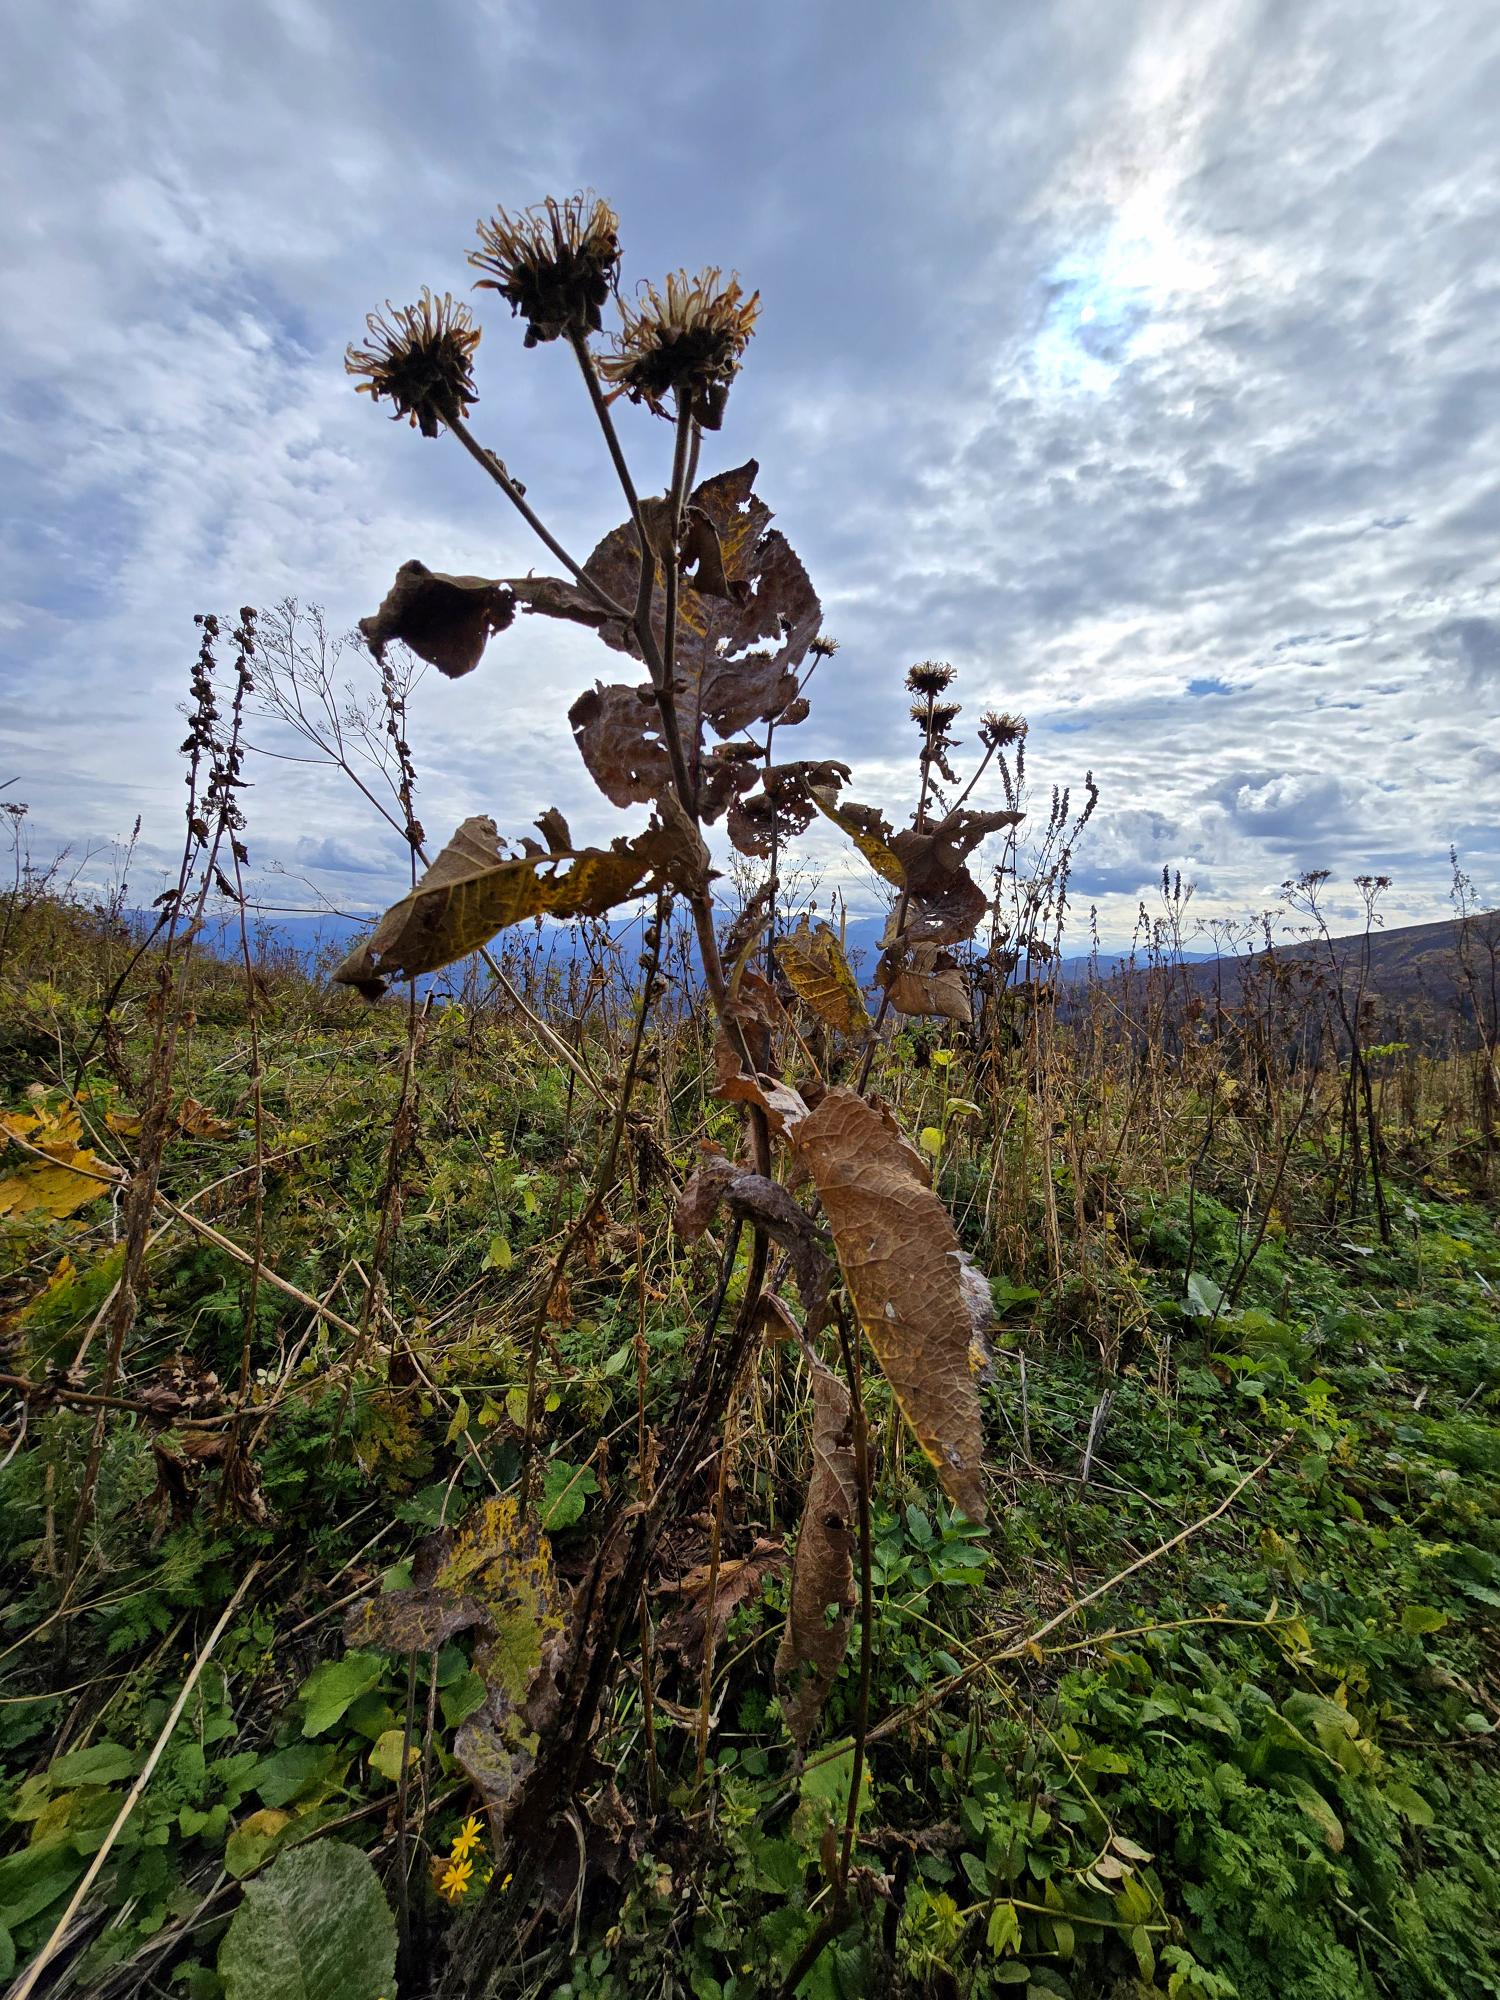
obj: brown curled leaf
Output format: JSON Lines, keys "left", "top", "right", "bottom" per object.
{"left": 813, "top": 791, "right": 1024, "bottom": 949}
{"left": 711, "top": 970, "right": 810, "bottom": 1136}
{"left": 778, "top": 918, "right": 869, "bottom": 1036}
{"left": 727, "top": 759, "right": 851, "bottom": 859}
{"left": 878, "top": 943, "right": 972, "bottom": 1025}
{"left": 655, "top": 1537, "right": 783, "bottom": 1667}
{"left": 675, "top": 1154, "right": 832, "bottom": 1329}
{"left": 358, "top": 561, "right": 518, "bottom": 679}
{"left": 332, "top": 813, "right": 679, "bottom": 996}
{"left": 792, "top": 1088, "right": 987, "bottom": 1521}
{"left": 775, "top": 1364, "right": 857, "bottom": 1749}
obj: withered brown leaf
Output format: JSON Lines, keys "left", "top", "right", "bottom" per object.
{"left": 333, "top": 814, "right": 679, "bottom": 996}
{"left": 358, "top": 560, "right": 518, "bottom": 679}
{"left": 726, "top": 759, "right": 851, "bottom": 859}
{"left": 777, "top": 918, "right": 869, "bottom": 1037}
{"left": 576, "top": 461, "right": 821, "bottom": 787}
{"left": 711, "top": 969, "right": 810, "bottom": 1136}
{"left": 775, "top": 1363, "right": 857, "bottom": 1750}
{"left": 675, "top": 1154, "right": 831, "bottom": 1329}
{"left": 813, "top": 790, "right": 1023, "bottom": 949}
{"left": 878, "top": 943, "right": 972, "bottom": 1024}
{"left": 792, "top": 1088, "right": 987, "bottom": 1521}
{"left": 655, "top": 1538, "right": 783, "bottom": 1667}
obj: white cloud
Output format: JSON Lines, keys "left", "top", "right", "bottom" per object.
{"left": 1, "top": 0, "right": 1497, "bottom": 950}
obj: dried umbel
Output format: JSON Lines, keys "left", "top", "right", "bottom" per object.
{"left": 469, "top": 192, "right": 620, "bottom": 347}
{"left": 345, "top": 289, "right": 480, "bottom": 437}
{"left": 600, "top": 269, "right": 760, "bottom": 429}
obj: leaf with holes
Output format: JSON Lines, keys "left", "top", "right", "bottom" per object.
{"left": 332, "top": 814, "right": 680, "bottom": 995}
{"left": 778, "top": 919, "right": 869, "bottom": 1036}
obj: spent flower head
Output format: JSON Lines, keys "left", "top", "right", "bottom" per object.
{"left": 470, "top": 192, "right": 620, "bottom": 348}
{"left": 978, "top": 710, "right": 1027, "bottom": 750}
{"left": 600, "top": 269, "right": 759, "bottom": 429}
{"left": 906, "top": 661, "right": 956, "bottom": 698}
{"left": 346, "top": 290, "right": 480, "bottom": 438}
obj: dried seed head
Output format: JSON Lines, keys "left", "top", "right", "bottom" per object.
{"left": 470, "top": 192, "right": 621, "bottom": 347}
{"left": 809, "top": 634, "right": 840, "bottom": 660}
{"left": 346, "top": 289, "right": 481, "bottom": 437}
{"left": 599, "top": 269, "right": 760, "bottom": 429}
{"left": 906, "top": 661, "right": 956, "bottom": 697}
{"left": 978, "top": 710, "right": 1027, "bottom": 750}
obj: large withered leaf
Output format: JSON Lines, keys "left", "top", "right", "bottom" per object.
{"left": 887, "top": 806, "right": 1023, "bottom": 949}
{"left": 568, "top": 683, "right": 762, "bottom": 823}
{"left": 342, "top": 1496, "right": 568, "bottom": 1835}
{"left": 568, "top": 682, "right": 674, "bottom": 809}
{"left": 656, "top": 1538, "right": 783, "bottom": 1667}
{"left": 332, "top": 814, "right": 677, "bottom": 996}
{"left": 579, "top": 461, "right": 821, "bottom": 779}
{"left": 711, "top": 968, "right": 810, "bottom": 1136}
{"left": 447, "top": 1498, "right": 570, "bottom": 1827}
{"left": 813, "top": 790, "right": 1023, "bottom": 949}
{"left": 675, "top": 1154, "right": 832, "bottom": 1329}
{"left": 792, "top": 1088, "right": 987, "bottom": 1521}
{"left": 359, "top": 561, "right": 518, "bottom": 679}
{"left": 775, "top": 1363, "right": 857, "bottom": 1750}
{"left": 878, "top": 942, "right": 972, "bottom": 1024}
{"left": 777, "top": 919, "right": 870, "bottom": 1037}
{"left": 727, "top": 760, "right": 852, "bottom": 860}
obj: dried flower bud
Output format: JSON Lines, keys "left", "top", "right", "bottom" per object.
{"left": 599, "top": 269, "right": 759, "bottom": 429}
{"left": 906, "top": 661, "right": 956, "bottom": 697}
{"left": 345, "top": 290, "right": 481, "bottom": 437}
{"left": 470, "top": 192, "right": 620, "bottom": 348}
{"left": 978, "top": 710, "right": 1027, "bottom": 749}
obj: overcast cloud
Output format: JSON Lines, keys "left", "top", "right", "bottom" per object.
{"left": 2, "top": 0, "right": 1497, "bottom": 946}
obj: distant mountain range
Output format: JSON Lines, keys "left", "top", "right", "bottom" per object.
{"left": 165, "top": 904, "right": 1498, "bottom": 1031}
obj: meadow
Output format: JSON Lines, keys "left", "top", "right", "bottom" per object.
{"left": 1, "top": 188, "right": 1497, "bottom": 2000}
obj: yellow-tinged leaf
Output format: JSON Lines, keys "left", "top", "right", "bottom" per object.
{"left": 333, "top": 814, "right": 684, "bottom": 995}
{"left": 808, "top": 789, "right": 905, "bottom": 888}
{"left": 0, "top": 1156, "right": 106, "bottom": 1220}
{"left": 776, "top": 919, "right": 869, "bottom": 1036}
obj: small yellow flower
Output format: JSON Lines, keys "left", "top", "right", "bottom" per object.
{"left": 439, "top": 1856, "right": 474, "bottom": 1902}
{"left": 450, "top": 1814, "right": 484, "bottom": 1863}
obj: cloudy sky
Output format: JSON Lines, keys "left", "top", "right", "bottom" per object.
{"left": 3, "top": 0, "right": 1498, "bottom": 947}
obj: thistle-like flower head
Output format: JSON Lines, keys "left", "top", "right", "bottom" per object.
{"left": 469, "top": 192, "right": 620, "bottom": 347}
{"left": 978, "top": 709, "right": 1027, "bottom": 750}
{"left": 906, "top": 661, "right": 956, "bottom": 698}
{"left": 599, "top": 269, "right": 759, "bottom": 429}
{"left": 345, "top": 290, "right": 480, "bottom": 437}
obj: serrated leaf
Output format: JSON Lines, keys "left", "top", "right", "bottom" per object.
{"left": 792, "top": 1089, "right": 987, "bottom": 1521}
{"left": 217, "top": 1840, "right": 395, "bottom": 2000}
{"left": 333, "top": 814, "right": 683, "bottom": 995}
{"left": 776, "top": 919, "right": 869, "bottom": 1036}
